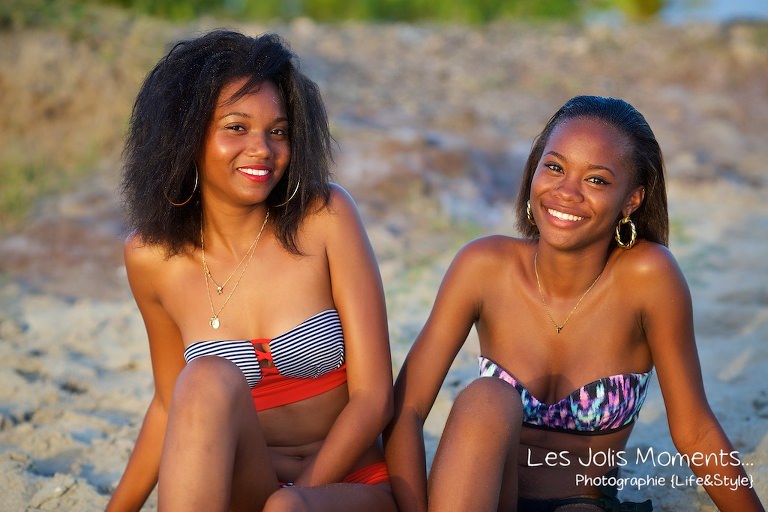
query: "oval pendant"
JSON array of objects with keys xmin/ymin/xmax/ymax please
[{"xmin": 210, "ymin": 316, "xmax": 220, "ymax": 329}]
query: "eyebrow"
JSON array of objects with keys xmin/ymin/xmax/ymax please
[
  {"xmin": 544, "ymin": 150, "xmax": 616, "ymax": 177},
  {"xmin": 217, "ymin": 112, "xmax": 289, "ymax": 123},
  {"xmin": 219, "ymin": 111, "xmax": 250, "ymax": 120}
]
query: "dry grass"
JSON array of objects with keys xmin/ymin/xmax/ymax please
[{"xmin": 0, "ymin": 5, "xmax": 172, "ymax": 229}]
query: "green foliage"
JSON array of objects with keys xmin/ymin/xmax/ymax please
[
  {"xmin": 0, "ymin": 160, "xmax": 48, "ymax": 229},
  {"xmin": 0, "ymin": 0, "xmax": 84, "ymax": 29},
  {"xmin": 0, "ymin": 155, "xmax": 99, "ymax": 231},
  {"xmin": 84, "ymin": 0, "xmax": 588, "ymax": 23},
  {"xmin": 2, "ymin": 0, "xmax": 670, "ymax": 25},
  {"xmin": 607, "ymin": 0, "xmax": 665, "ymax": 20}
]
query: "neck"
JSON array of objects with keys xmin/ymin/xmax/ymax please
[
  {"xmin": 534, "ymin": 244, "xmax": 609, "ymax": 298},
  {"xmin": 202, "ymin": 204, "xmax": 271, "ymax": 257}
]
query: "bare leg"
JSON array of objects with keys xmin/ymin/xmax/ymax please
[
  {"xmin": 158, "ymin": 356, "xmax": 279, "ymax": 512},
  {"xmin": 427, "ymin": 377, "xmax": 523, "ymax": 512},
  {"xmin": 264, "ymin": 482, "xmax": 397, "ymax": 512}
]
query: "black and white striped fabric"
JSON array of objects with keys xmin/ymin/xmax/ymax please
[
  {"xmin": 183, "ymin": 309, "xmax": 345, "ymax": 386},
  {"xmin": 183, "ymin": 339, "xmax": 264, "ymax": 387},
  {"xmin": 270, "ymin": 309, "xmax": 345, "ymax": 378}
]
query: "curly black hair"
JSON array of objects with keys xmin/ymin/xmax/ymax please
[
  {"xmin": 515, "ymin": 95, "xmax": 669, "ymax": 247},
  {"xmin": 121, "ymin": 30, "xmax": 333, "ymax": 255}
]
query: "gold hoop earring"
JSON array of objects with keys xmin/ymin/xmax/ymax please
[
  {"xmin": 165, "ymin": 164, "xmax": 199, "ymax": 207},
  {"xmin": 526, "ymin": 200, "xmax": 536, "ymax": 226},
  {"xmin": 615, "ymin": 216, "xmax": 637, "ymax": 249},
  {"xmin": 274, "ymin": 177, "xmax": 300, "ymax": 208}
]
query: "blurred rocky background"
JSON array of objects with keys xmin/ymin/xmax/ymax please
[{"xmin": 0, "ymin": 0, "xmax": 767, "ymax": 509}]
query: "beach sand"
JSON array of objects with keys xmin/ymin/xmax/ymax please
[{"xmin": 0, "ymin": 13, "xmax": 766, "ymax": 511}]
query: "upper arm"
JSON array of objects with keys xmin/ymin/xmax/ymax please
[
  {"xmin": 321, "ymin": 185, "xmax": 392, "ymax": 396},
  {"xmin": 394, "ymin": 238, "xmax": 492, "ymax": 421},
  {"xmin": 124, "ymin": 235, "xmax": 187, "ymax": 409},
  {"xmin": 638, "ymin": 245, "xmax": 714, "ymax": 446}
]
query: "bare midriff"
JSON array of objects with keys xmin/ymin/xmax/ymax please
[{"xmin": 517, "ymin": 424, "xmax": 635, "ymax": 499}]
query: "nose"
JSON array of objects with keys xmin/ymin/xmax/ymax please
[
  {"xmin": 552, "ymin": 175, "xmax": 583, "ymax": 202},
  {"xmin": 246, "ymin": 132, "xmax": 272, "ymax": 158}
]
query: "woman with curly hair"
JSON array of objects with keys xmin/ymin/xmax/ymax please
[
  {"xmin": 384, "ymin": 96, "xmax": 763, "ymax": 511},
  {"xmin": 108, "ymin": 30, "xmax": 396, "ymax": 512}
]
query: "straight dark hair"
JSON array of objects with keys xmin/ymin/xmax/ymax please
[{"xmin": 515, "ymin": 95, "xmax": 669, "ymax": 247}]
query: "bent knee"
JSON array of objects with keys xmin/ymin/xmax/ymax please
[
  {"xmin": 263, "ymin": 487, "xmax": 310, "ymax": 512},
  {"xmin": 172, "ymin": 356, "xmax": 249, "ymax": 406},
  {"xmin": 453, "ymin": 377, "xmax": 522, "ymax": 424}
]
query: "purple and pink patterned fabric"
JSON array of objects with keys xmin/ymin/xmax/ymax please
[{"xmin": 479, "ymin": 356, "xmax": 651, "ymax": 434}]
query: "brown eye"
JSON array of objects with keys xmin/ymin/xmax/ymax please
[
  {"xmin": 545, "ymin": 163, "xmax": 563, "ymax": 173},
  {"xmin": 271, "ymin": 127, "xmax": 289, "ymax": 139}
]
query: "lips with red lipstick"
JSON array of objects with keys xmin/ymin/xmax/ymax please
[{"xmin": 238, "ymin": 165, "xmax": 272, "ymax": 182}]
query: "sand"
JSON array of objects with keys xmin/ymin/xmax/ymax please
[{"xmin": 0, "ymin": 12, "xmax": 766, "ymax": 511}]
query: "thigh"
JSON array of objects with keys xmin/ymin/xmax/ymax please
[
  {"xmin": 164, "ymin": 356, "xmax": 280, "ymax": 511},
  {"xmin": 229, "ymin": 399, "xmax": 281, "ymax": 512},
  {"xmin": 428, "ymin": 377, "xmax": 523, "ymax": 512},
  {"xmin": 497, "ymin": 431, "xmax": 521, "ymax": 512},
  {"xmin": 264, "ymin": 483, "xmax": 397, "ymax": 512}
]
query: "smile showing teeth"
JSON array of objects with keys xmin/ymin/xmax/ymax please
[
  {"xmin": 239, "ymin": 167, "xmax": 269, "ymax": 176},
  {"xmin": 547, "ymin": 208, "xmax": 583, "ymax": 222}
]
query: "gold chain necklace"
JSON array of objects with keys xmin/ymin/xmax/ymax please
[
  {"xmin": 201, "ymin": 210, "xmax": 269, "ymax": 330},
  {"xmin": 203, "ymin": 229, "xmax": 263, "ymax": 295},
  {"xmin": 533, "ymin": 252, "xmax": 603, "ymax": 334}
]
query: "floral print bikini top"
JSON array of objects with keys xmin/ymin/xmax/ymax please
[{"xmin": 479, "ymin": 356, "xmax": 652, "ymax": 435}]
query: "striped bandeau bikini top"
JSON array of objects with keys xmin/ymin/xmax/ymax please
[{"xmin": 183, "ymin": 309, "xmax": 346, "ymax": 388}]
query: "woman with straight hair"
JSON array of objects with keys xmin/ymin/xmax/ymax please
[{"xmin": 385, "ymin": 95, "xmax": 763, "ymax": 512}]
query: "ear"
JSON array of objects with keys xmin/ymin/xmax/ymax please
[{"xmin": 622, "ymin": 186, "xmax": 645, "ymax": 217}]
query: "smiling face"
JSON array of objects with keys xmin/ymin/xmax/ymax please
[
  {"xmin": 529, "ymin": 117, "xmax": 645, "ymax": 250},
  {"xmin": 198, "ymin": 78, "xmax": 290, "ymax": 207}
]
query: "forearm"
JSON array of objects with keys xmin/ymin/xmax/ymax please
[
  {"xmin": 383, "ymin": 408, "xmax": 429, "ymax": 512},
  {"xmin": 689, "ymin": 453, "xmax": 763, "ymax": 510},
  {"xmin": 676, "ymin": 424, "xmax": 763, "ymax": 511},
  {"xmin": 106, "ymin": 398, "xmax": 167, "ymax": 512},
  {"xmin": 295, "ymin": 393, "xmax": 392, "ymax": 486}
]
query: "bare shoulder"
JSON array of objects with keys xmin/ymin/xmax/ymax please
[
  {"xmin": 612, "ymin": 241, "xmax": 691, "ymax": 307},
  {"xmin": 613, "ymin": 240, "xmax": 682, "ymax": 279},
  {"xmin": 303, "ymin": 184, "xmax": 369, "ymax": 248},
  {"xmin": 303, "ymin": 183, "xmax": 360, "ymax": 229},
  {"xmin": 439, "ymin": 236, "xmax": 531, "ymax": 295},
  {"xmin": 322, "ymin": 183, "xmax": 359, "ymax": 218},
  {"xmin": 122, "ymin": 233, "xmax": 176, "ymax": 300},
  {"xmin": 124, "ymin": 232, "xmax": 167, "ymax": 270},
  {"xmin": 454, "ymin": 235, "xmax": 530, "ymax": 271}
]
